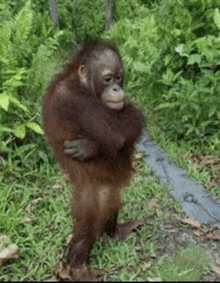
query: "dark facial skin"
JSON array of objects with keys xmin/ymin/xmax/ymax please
[
  {"xmin": 79, "ymin": 48, "xmax": 125, "ymax": 110},
  {"xmin": 101, "ymin": 83, "xmax": 125, "ymax": 110}
]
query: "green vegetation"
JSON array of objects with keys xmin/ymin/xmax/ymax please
[
  {"xmin": 1, "ymin": 158, "xmax": 211, "ymax": 281},
  {"xmin": 106, "ymin": 0, "xmax": 220, "ymax": 198},
  {"xmin": 152, "ymin": 246, "xmax": 209, "ymax": 281},
  {"xmin": 109, "ymin": 0, "xmax": 220, "ymax": 152},
  {"xmin": 0, "ymin": 0, "xmax": 219, "ymax": 281}
]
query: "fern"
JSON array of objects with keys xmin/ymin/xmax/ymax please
[
  {"xmin": 13, "ymin": 0, "xmax": 33, "ymax": 46},
  {"xmin": 0, "ymin": 1, "xmax": 32, "ymax": 97},
  {"xmin": 0, "ymin": 20, "xmax": 17, "ymax": 68},
  {"xmin": 0, "ymin": 1, "xmax": 40, "ymax": 143},
  {"xmin": 0, "ymin": 0, "xmax": 32, "ymax": 69},
  {"xmin": 155, "ymin": 102, "xmax": 178, "ymax": 111}
]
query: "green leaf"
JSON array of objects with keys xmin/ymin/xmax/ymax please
[
  {"xmin": 26, "ymin": 122, "xmax": 44, "ymax": 135},
  {"xmin": 165, "ymin": 54, "xmax": 172, "ymax": 66},
  {"xmin": 9, "ymin": 97, "xmax": 29, "ymax": 112},
  {"xmin": 186, "ymin": 125, "xmax": 196, "ymax": 136},
  {"xmin": 0, "ymin": 126, "xmax": 14, "ymax": 133},
  {"xmin": 209, "ymin": 105, "xmax": 217, "ymax": 118},
  {"xmin": 16, "ymin": 143, "xmax": 36, "ymax": 154},
  {"xmin": 214, "ymin": 8, "xmax": 220, "ymax": 29},
  {"xmin": 187, "ymin": 54, "xmax": 201, "ymax": 65},
  {"xmin": 133, "ymin": 62, "xmax": 150, "ymax": 73},
  {"xmin": 175, "ymin": 44, "xmax": 188, "ymax": 57},
  {"xmin": 172, "ymin": 28, "xmax": 181, "ymax": 36},
  {"xmin": 203, "ymin": 49, "xmax": 214, "ymax": 62},
  {"xmin": 13, "ymin": 0, "xmax": 33, "ymax": 44},
  {"xmin": 162, "ymin": 69, "xmax": 174, "ymax": 82},
  {"xmin": 14, "ymin": 124, "xmax": 26, "ymax": 139},
  {"xmin": 0, "ymin": 142, "xmax": 13, "ymax": 153},
  {"xmin": 173, "ymin": 70, "xmax": 183, "ymax": 81},
  {"xmin": 38, "ymin": 151, "xmax": 49, "ymax": 163},
  {"xmin": 0, "ymin": 94, "xmax": 9, "ymax": 111}
]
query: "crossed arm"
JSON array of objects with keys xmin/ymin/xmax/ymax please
[{"xmin": 64, "ymin": 136, "xmax": 98, "ymax": 161}]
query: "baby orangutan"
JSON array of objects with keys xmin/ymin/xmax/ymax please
[{"xmin": 43, "ymin": 40, "xmax": 145, "ymax": 280}]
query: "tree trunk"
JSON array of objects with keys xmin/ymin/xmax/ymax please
[
  {"xmin": 49, "ymin": 0, "xmax": 59, "ymax": 27},
  {"xmin": 105, "ymin": 0, "xmax": 113, "ymax": 30}
]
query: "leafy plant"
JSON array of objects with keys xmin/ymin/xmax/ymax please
[
  {"xmin": 58, "ymin": 0, "xmax": 105, "ymax": 43},
  {"xmin": 107, "ymin": 0, "xmax": 220, "ymax": 153},
  {"xmin": 0, "ymin": 1, "xmax": 43, "ymax": 149}
]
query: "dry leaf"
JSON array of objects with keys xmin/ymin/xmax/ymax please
[
  {"xmin": 180, "ymin": 218, "xmax": 201, "ymax": 228},
  {"xmin": 44, "ymin": 276, "xmax": 58, "ymax": 282},
  {"xmin": 26, "ymin": 203, "xmax": 33, "ymax": 213},
  {"xmin": 133, "ymin": 173, "xmax": 139, "ymax": 178},
  {"xmin": 193, "ymin": 229, "xmax": 203, "ymax": 237},
  {"xmin": 54, "ymin": 262, "xmax": 100, "ymax": 281},
  {"xmin": 134, "ymin": 152, "xmax": 146, "ymax": 160},
  {"xmin": 156, "ymin": 208, "xmax": 161, "ymax": 216},
  {"xmin": 148, "ymin": 199, "xmax": 160, "ymax": 211},
  {"xmin": 26, "ymin": 197, "xmax": 43, "ymax": 213},
  {"xmin": 192, "ymin": 163, "xmax": 202, "ymax": 172},
  {"xmin": 186, "ymin": 151, "xmax": 220, "ymax": 185},
  {"xmin": 211, "ymin": 265, "xmax": 220, "ymax": 275},
  {"xmin": 141, "ymin": 260, "xmax": 152, "ymax": 271},
  {"xmin": 114, "ymin": 220, "xmax": 148, "ymax": 240},
  {"xmin": 132, "ymin": 160, "xmax": 136, "ymax": 168},
  {"xmin": 203, "ymin": 229, "xmax": 220, "ymax": 241},
  {"xmin": 164, "ymin": 225, "xmax": 175, "ymax": 229},
  {"xmin": 52, "ymin": 183, "xmax": 63, "ymax": 189},
  {"xmin": 62, "ymin": 173, "xmax": 70, "ymax": 182},
  {"xmin": 66, "ymin": 196, "xmax": 71, "ymax": 203},
  {"xmin": 101, "ymin": 233, "xmax": 108, "ymax": 244},
  {"xmin": 22, "ymin": 217, "xmax": 35, "ymax": 224},
  {"xmin": 186, "ymin": 150, "xmax": 193, "ymax": 157},
  {"xmin": 31, "ymin": 197, "xmax": 43, "ymax": 205},
  {"xmin": 0, "ymin": 234, "xmax": 8, "ymax": 244},
  {"xmin": 147, "ymin": 277, "xmax": 162, "ymax": 282},
  {"xmin": 201, "ymin": 155, "xmax": 220, "ymax": 165},
  {"xmin": 66, "ymin": 234, "xmax": 73, "ymax": 245},
  {"xmin": 54, "ymin": 262, "xmax": 71, "ymax": 281},
  {"xmin": 213, "ymin": 172, "xmax": 220, "ymax": 180},
  {"xmin": 0, "ymin": 244, "xmax": 19, "ymax": 267},
  {"xmin": 194, "ymin": 228, "xmax": 220, "ymax": 242},
  {"xmin": 206, "ymin": 182, "xmax": 220, "ymax": 189}
]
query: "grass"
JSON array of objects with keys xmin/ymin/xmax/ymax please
[
  {"xmin": 0, "ymin": 0, "xmax": 219, "ymax": 280},
  {"xmin": 147, "ymin": 123, "xmax": 220, "ymax": 200},
  {"xmin": 0, "ymin": 153, "xmax": 72, "ymax": 280},
  {"xmin": 0, "ymin": 150, "xmax": 212, "ymax": 281},
  {"xmin": 0, "ymin": 63, "xmax": 217, "ymax": 281},
  {"xmin": 152, "ymin": 246, "xmax": 210, "ymax": 281}
]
